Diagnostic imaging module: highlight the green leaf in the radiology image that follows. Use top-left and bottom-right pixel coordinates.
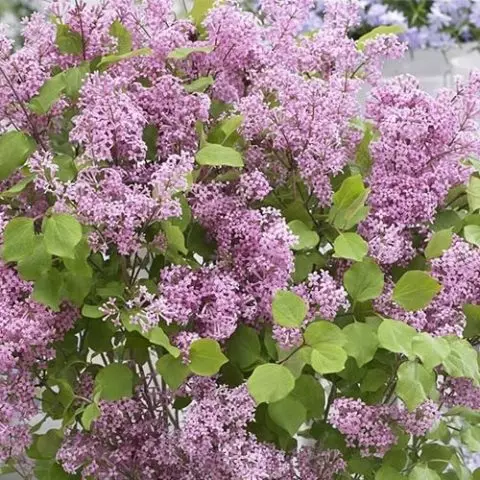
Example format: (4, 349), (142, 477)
(360, 367), (389, 392)
(247, 364), (295, 404)
(393, 271), (441, 311)
(17, 238), (52, 281)
(95, 363), (134, 401)
(189, 338), (228, 376)
(156, 354), (190, 390)
(357, 25), (405, 50)
(0, 131), (36, 180)
(195, 143), (244, 167)
(464, 224), (480, 247)
(63, 269), (91, 304)
(409, 464), (441, 480)
(288, 220), (320, 251)
(82, 304), (104, 319)
(63, 63), (90, 99)
(462, 425), (480, 452)
(377, 318), (417, 357)
(29, 73), (66, 115)
(184, 75), (214, 93)
(96, 48), (152, 70)
(110, 20), (132, 54)
(0, 174), (35, 198)
(226, 325), (262, 370)
(3, 217), (35, 262)
(56, 24), (83, 54)
(445, 406), (480, 423)
(190, 0), (214, 26)
(32, 269), (64, 311)
(333, 232), (368, 262)
(396, 361), (435, 410)
(304, 321), (347, 347)
(272, 290), (307, 328)
(412, 333), (451, 370)
(168, 45), (214, 59)
(343, 322), (379, 367)
(344, 260), (384, 302)
(329, 174), (370, 230)
(54, 154), (77, 182)
(442, 337), (480, 382)
(290, 374), (325, 418)
(82, 403), (101, 431)
(34, 460), (72, 480)
(282, 346), (311, 378)
(143, 124), (159, 161)
(30, 429), (63, 460)
(147, 326), (180, 358)
(219, 115), (243, 140)
(463, 303), (480, 338)
(310, 345), (347, 374)
(467, 176), (480, 212)
(162, 222), (188, 255)
(375, 466), (404, 480)
(85, 319), (114, 354)
(268, 397), (306, 436)
(44, 214), (82, 259)
(425, 229), (453, 259)
(355, 122), (374, 175)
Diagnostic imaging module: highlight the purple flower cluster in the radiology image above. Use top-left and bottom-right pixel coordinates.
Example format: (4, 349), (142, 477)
(58, 380), (293, 479)
(328, 397), (439, 457)
(0, 262), (75, 463)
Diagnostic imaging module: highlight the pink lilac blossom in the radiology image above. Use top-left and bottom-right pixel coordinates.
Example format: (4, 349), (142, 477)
(63, 167), (157, 254)
(156, 265), (241, 341)
(440, 377), (480, 410)
(136, 76), (210, 158)
(361, 74), (480, 265)
(328, 397), (438, 457)
(59, 381), (291, 479)
(392, 400), (440, 437)
(238, 0), (404, 204)
(236, 170), (272, 203)
(238, 67), (361, 205)
(295, 447), (346, 480)
(191, 182), (296, 323)
(150, 152), (193, 218)
(0, 23), (55, 134)
(195, 5), (264, 103)
(328, 397), (397, 457)
(49, 0), (117, 60)
(0, 262), (75, 463)
(70, 73), (147, 163)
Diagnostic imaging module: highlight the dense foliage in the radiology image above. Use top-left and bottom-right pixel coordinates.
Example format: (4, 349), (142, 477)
(1, 0), (480, 479)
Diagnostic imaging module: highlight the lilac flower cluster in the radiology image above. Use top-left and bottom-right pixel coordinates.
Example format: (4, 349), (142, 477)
(58, 380), (294, 479)
(0, 262), (75, 463)
(328, 397), (439, 457)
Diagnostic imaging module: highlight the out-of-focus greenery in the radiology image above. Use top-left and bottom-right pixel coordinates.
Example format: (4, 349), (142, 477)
(0, 0), (38, 41)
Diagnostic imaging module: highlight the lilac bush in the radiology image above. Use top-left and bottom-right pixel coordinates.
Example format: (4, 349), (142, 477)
(0, 0), (480, 479)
